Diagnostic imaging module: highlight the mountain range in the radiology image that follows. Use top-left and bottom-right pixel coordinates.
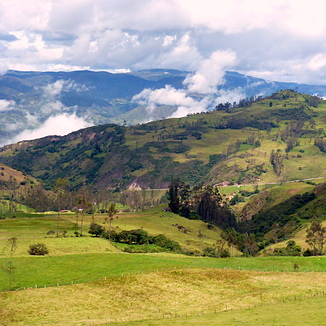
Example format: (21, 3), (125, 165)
(2, 69), (326, 144)
(1, 89), (325, 192)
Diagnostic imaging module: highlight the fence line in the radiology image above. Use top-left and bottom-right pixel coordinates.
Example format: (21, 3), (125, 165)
(3, 264), (326, 293)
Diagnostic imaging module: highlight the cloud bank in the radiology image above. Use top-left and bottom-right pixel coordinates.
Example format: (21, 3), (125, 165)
(1, 1), (326, 84)
(133, 50), (243, 119)
(0, 79), (93, 146)
(10, 113), (91, 144)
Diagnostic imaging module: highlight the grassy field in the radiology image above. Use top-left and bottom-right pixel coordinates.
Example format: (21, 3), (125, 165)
(1, 252), (326, 291)
(0, 208), (227, 256)
(1, 208), (326, 325)
(1, 267), (326, 325)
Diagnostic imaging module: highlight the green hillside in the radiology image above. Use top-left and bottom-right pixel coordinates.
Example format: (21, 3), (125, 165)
(1, 89), (326, 192)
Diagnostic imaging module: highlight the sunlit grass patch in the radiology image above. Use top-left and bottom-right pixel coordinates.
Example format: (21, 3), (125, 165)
(1, 268), (326, 326)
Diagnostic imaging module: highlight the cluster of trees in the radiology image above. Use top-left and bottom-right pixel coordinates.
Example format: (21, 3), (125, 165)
(263, 219), (326, 256)
(28, 243), (49, 255)
(0, 174), (163, 217)
(88, 224), (181, 253)
(270, 149), (284, 176)
(270, 240), (302, 256)
(168, 180), (237, 230)
(279, 121), (305, 152)
(314, 138), (326, 153)
(167, 180), (263, 256)
(220, 229), (260, 257)
(167, 178), (326, 257)
(249, 191), (316, 241)
(202, 239), (230, 258)
(215, 96), (263, 112)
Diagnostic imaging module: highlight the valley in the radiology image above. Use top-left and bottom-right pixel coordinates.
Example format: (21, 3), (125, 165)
(1, 89), (326, 325)
(0, 206), (326, 325)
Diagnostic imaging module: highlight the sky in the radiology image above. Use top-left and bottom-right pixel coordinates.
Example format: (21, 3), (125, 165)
(2, 0), (326, 144)
(2, 0), (326, 84)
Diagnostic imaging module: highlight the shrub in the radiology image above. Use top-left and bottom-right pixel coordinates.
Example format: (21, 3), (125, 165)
(114, 229), (149, 245)
(28, 243), (49, 255)
(46, 230), (55, 236)
(303, 248), (314, 256)
(272, 240), (302, 256)
(203, 246), (230, 258)
(123, 245), (161, 253)
(149, 234), (181, 252)
(88, 223), (105, 237)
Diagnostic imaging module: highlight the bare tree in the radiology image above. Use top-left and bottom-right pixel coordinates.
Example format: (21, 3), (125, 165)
(54, 179), (68, 237)
(2, 237), (18, 290)
(106, 203), (117, 241)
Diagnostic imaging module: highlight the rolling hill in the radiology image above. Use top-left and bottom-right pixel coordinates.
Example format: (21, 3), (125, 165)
(0, 89), (326, 192)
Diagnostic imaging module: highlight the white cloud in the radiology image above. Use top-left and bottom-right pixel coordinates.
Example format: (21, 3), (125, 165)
(184, 50), (237, 94)
(133, 85), (196, 113)
(163, 35), (177, 47)
(158, 33), (202, 70)
(133, 49), (238, 118)
(0, 1), (326, 85)
(0, 0), (51, 31)
(0, 99), (15, 111)
(11, 113), (92, 143)
(307, 53), (326, 71)
(43, 80), (65, 97)
(212, 89), (245, 107)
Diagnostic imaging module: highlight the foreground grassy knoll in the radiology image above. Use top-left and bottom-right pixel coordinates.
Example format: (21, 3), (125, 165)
(1, 253), (326, 291)
(108, 297), (326, 326)
(1, 267), (326, 325)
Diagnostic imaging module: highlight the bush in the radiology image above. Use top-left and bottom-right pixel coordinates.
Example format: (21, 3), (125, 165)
(203, 246), (230, 258)
(46, 230), (55, 236)
(303, 248), (314, 256)
(115, 229), (149, 245)
(123, 245), (161, 253)
(28, 243), (49, 255)
(271, 240), (302, 256)
(88, 223), (105, 237)
(149, 234), (181, 252)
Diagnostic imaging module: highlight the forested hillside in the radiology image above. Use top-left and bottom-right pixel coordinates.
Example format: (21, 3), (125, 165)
(1, 89), (326, 192)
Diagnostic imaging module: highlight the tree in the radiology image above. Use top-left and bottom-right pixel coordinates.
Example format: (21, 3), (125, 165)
(197, 230), (204, 248)
(1, 237), (17, 290)
(54, 178), (69, 237)
(106, 203), (117, 241)
(168, 179), (183, 214)
(88, 223), (105, 237)
(305, 218), (326, 255)
(196, 186), (237, 230)
(77, 195), (87, 236)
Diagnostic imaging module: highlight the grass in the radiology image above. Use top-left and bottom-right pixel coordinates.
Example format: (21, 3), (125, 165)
(107, 297), (326, 326)
(266, 221), (326, 252)
(0, 205), (326, 325)
(1, 267), (326, 325)
(1, 252), (326, 291)
(62, 207), (228, 253)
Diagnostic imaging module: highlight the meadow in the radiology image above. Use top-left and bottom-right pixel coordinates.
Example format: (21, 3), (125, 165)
(0, 210), (326, 325)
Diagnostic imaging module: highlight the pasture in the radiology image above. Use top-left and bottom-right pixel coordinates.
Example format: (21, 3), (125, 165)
(0, 211), (326, 325)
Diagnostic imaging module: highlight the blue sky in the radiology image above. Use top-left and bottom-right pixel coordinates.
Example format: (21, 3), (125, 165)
(1, 0), (326, 84)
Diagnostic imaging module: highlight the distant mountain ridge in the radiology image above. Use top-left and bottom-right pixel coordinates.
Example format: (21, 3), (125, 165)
(1, 69), (326, 143)
(1, 89), (326, 192)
